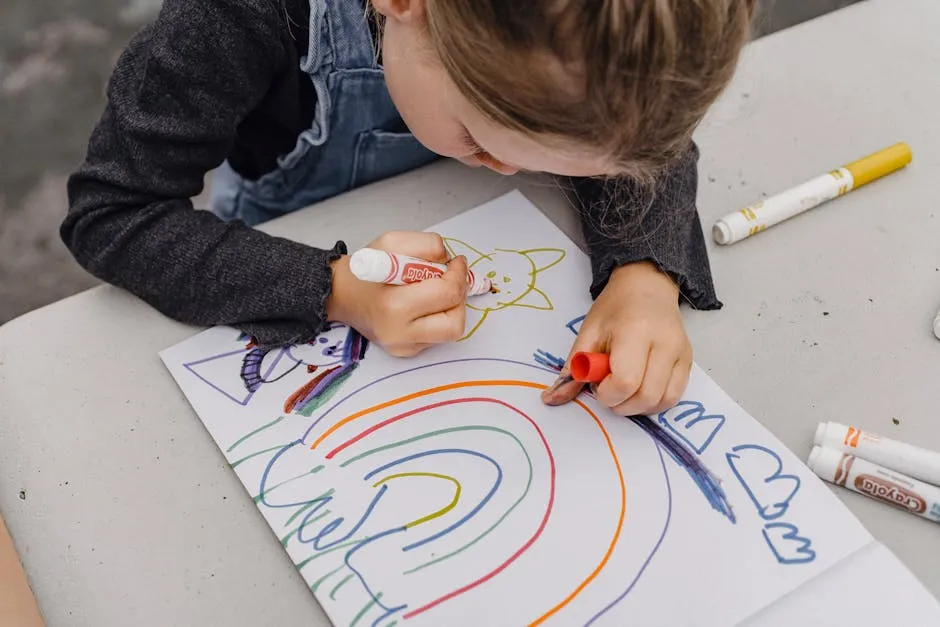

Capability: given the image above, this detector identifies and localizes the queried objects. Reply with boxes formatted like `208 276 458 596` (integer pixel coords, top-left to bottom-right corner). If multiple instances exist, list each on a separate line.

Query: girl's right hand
327 231 469 357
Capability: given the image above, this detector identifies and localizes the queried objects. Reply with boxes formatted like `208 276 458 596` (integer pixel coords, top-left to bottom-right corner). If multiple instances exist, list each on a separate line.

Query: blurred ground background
0 0 862 325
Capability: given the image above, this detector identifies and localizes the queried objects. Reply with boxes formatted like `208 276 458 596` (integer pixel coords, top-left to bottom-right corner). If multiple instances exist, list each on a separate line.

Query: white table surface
2 0 939 625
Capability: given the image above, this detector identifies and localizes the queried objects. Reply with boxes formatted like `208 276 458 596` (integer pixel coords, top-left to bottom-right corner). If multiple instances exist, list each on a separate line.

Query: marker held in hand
570 351 610 383
349 247 495 296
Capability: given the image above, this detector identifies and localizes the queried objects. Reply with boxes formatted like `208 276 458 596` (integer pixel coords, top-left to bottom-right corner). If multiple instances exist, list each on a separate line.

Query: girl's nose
456 155 482 168
477 153 519 176
485 162 519 176
458 153 519 176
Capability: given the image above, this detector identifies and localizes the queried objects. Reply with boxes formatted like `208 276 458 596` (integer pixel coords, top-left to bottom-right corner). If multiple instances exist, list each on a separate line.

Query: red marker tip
570 351 610 383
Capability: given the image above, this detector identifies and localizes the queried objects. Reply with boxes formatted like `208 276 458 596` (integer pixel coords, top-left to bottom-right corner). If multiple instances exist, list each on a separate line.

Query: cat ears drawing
443 238 566 341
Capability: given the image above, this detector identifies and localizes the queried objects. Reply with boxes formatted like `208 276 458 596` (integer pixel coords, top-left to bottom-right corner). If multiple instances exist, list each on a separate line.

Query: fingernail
543 394 564 407
549 373 572 393
542 374 573 405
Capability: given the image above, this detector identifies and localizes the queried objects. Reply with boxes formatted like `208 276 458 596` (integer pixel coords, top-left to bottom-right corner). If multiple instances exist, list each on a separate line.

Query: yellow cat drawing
443 238 566 341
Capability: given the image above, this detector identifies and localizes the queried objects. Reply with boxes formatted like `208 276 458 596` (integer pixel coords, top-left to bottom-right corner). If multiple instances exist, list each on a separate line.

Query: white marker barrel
348 247 492 296
807 445 940 524
713 169 854 245
814 421 940 487
934 307 940 340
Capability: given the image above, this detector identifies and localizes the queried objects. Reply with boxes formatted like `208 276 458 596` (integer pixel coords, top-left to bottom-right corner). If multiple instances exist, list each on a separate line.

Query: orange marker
570 352 610 383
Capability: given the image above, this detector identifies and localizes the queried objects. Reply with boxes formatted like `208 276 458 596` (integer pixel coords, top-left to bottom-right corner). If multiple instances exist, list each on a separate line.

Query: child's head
374 0 756 180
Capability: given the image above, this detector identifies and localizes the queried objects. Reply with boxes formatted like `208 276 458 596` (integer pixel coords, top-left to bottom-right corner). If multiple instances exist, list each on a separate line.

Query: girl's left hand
541 261 693 416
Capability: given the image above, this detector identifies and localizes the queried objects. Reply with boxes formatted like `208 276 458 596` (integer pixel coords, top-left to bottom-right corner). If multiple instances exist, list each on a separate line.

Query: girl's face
374 0 617 179
286 322 351 368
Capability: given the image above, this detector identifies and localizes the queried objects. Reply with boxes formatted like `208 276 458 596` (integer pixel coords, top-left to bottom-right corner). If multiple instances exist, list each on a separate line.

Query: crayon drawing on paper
161 191 874 626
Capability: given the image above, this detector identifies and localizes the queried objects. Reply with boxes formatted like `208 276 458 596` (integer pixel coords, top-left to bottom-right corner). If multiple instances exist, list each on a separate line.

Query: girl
63 0 755 416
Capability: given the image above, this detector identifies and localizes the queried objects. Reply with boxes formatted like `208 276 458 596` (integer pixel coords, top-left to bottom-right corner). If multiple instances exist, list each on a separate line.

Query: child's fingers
444 253 469 283
541 326 602 406
406 258 468 343
370 256 467 349
385 343 433 358
372 231 450 263
660 359 692 411
611 346 676 416
407 305 466 344
397 255 468 318
541 367 585 406
594 339 650 409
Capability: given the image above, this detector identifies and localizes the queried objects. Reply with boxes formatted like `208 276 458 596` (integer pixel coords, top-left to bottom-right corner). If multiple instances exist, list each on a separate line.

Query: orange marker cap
570 352 610 383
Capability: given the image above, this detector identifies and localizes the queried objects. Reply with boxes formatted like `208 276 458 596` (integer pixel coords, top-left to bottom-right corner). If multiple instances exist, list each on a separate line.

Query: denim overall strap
318 0 379 71
299 0 379 147
209 0 438 226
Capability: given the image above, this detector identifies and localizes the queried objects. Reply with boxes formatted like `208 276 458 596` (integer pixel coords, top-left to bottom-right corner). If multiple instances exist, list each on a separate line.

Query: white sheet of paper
742 541 940 626
161 190 915 626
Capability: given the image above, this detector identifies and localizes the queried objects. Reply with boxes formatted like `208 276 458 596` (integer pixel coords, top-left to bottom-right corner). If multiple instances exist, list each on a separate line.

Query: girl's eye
460 128 487 156
460 127 512 172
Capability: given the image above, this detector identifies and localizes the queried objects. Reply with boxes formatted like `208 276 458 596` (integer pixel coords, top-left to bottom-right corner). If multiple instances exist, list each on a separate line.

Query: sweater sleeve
62 0 343 348
566 142 722 310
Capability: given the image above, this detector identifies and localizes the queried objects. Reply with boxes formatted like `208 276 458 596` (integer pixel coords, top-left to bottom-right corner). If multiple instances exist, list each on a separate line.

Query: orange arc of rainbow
309 379 626 626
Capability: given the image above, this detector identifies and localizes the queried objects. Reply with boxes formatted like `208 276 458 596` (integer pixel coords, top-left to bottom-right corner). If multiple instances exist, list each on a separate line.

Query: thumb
444 252 469 277
541 329 603 407
441 254 470 299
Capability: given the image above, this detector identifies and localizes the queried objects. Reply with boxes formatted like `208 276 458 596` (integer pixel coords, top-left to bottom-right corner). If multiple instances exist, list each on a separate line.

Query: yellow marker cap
843 142 912 189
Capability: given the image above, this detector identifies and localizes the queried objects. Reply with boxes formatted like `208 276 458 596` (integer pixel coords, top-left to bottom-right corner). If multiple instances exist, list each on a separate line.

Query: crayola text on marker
807 446 940 524
349 247 495 296
814 421 940 487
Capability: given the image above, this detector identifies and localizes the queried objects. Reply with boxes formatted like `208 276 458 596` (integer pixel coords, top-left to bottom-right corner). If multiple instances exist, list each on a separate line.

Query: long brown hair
424 0 756 181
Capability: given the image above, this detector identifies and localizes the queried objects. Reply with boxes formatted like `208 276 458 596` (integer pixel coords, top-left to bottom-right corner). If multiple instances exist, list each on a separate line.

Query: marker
570 351 610 383
934 306 940 340
349 247 496 296
814 421 940 487
807 445 940 524
713 142 912 245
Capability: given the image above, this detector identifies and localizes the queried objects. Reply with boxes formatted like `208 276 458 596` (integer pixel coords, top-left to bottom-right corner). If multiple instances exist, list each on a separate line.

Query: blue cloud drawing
657 401 725 454
761 522 816 565
726 444 801 520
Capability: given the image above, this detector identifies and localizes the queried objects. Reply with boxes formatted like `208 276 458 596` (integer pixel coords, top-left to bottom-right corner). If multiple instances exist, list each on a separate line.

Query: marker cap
843 142 912 189
349 248 392 283
570 352 610 383
712 221 733 246
806 445 844 479
814 421 852 449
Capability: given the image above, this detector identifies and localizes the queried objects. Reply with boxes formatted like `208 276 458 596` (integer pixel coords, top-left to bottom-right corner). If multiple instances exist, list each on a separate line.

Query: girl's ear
371 0 426 22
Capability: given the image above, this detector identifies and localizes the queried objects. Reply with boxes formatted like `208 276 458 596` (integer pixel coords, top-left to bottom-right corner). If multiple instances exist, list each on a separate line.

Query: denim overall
209 0 438 226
